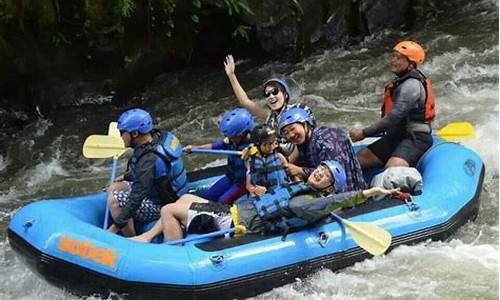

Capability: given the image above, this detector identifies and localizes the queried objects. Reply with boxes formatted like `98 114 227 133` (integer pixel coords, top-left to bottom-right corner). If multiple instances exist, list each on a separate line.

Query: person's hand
224 54 235 76
249 185 267 197
240 146 258 160
349 129 365 142
114 174 125 182
183 145 194 153
284 162 304 178
363 187 399 198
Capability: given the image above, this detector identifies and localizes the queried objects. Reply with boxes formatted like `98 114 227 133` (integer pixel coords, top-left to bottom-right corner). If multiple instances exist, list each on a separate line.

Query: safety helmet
321 160 347 192
117 108 153 134
278 107 314 133
264 77 292 100
219 108 255 138
250 124 277 145
393 41 425 66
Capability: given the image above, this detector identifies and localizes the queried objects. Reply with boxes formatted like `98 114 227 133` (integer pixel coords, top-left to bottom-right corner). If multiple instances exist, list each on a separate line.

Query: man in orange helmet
349 41 436 169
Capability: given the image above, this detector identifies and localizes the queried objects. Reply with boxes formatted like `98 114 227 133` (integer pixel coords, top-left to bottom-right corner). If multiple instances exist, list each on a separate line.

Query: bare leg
356 148 384 169
107 182 130 223
385 157 409 168
161 194 209 241
130 219 163 243
106 182 136 236
120 219 137 237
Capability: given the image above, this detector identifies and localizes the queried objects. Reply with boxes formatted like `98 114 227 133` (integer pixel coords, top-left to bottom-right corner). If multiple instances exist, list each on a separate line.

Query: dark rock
360 0 412 34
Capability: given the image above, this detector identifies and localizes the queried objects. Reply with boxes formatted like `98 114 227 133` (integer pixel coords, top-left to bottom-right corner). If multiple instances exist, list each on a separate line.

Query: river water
0 1 498 299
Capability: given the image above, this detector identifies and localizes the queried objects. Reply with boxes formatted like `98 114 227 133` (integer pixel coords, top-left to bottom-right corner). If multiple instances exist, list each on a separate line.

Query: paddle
189 148 243 156
83 133 128 229
330 213 391 256
108 121 121 137
435 122 475 141
165 225 247 245
355 122 476 146
83 135 128 158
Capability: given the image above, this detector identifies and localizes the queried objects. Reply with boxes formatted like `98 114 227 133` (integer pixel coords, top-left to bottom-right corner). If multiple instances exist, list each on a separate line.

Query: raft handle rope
319 232 329 248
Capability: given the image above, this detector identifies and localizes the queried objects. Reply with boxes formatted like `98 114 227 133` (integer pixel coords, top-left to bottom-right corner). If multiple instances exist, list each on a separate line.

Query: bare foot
128 234 152 243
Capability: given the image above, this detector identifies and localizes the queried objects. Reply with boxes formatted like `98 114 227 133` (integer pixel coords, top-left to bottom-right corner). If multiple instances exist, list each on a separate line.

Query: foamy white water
0 1 497 299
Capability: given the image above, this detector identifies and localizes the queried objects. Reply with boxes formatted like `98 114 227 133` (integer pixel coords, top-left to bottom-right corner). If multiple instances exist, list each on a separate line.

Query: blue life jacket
224 138 250 183
131 131 188 204
252 182 311 221
251 182 312 235
250 152 289 190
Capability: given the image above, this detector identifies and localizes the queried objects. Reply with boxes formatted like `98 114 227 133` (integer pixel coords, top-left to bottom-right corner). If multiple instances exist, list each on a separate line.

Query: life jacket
252 182 312 234
224 138 250 183
382 69 436 123
250 152 289 190
130 131 188 204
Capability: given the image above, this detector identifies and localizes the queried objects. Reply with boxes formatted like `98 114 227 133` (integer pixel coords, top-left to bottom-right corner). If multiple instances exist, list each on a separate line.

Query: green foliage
123 55 134 68
115 0 135 18
232 25 251 43
224 0 253 17
291 0 304 22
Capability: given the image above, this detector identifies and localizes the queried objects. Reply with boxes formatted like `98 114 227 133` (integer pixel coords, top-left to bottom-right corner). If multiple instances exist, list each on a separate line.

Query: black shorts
368 131 433 167
186 202 233 234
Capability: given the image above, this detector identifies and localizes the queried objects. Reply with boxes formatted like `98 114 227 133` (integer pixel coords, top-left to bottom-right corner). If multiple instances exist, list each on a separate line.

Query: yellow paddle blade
83 135 127 158
108 122 120 137
342 219 392 256
436 122 475 141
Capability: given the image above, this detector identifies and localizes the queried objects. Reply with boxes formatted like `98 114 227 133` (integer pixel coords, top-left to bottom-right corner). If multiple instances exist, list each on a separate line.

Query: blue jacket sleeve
211 140 226 150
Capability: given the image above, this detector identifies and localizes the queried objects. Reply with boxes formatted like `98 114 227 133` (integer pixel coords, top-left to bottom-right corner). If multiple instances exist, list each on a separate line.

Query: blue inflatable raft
7 138 484 299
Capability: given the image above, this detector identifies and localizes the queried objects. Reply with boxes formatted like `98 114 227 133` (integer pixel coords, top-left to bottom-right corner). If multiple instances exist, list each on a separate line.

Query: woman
278 107 367 192
224 54 314 160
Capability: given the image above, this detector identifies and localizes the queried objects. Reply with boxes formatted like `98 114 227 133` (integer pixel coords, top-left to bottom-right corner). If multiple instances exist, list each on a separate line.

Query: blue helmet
278 107 314 132
264 77 292 100
219 108 255 138
321 160 347 192
117 108 153 134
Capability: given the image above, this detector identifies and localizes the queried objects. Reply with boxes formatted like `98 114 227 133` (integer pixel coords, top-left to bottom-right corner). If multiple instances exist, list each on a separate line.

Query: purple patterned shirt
298 126 367 191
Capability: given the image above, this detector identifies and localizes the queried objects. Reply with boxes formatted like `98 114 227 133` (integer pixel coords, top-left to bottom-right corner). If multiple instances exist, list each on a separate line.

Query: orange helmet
393 41 425 66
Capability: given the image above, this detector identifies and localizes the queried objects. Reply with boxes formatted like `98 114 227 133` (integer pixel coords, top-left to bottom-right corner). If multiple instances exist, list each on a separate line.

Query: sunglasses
263 87 280 98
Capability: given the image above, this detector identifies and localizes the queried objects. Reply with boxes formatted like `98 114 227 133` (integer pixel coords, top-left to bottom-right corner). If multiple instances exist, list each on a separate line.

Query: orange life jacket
382 69 436 123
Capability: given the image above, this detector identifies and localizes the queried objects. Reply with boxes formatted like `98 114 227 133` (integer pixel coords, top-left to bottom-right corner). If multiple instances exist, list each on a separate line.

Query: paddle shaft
189 148 242 156
165 227 235 245
103 156 118 229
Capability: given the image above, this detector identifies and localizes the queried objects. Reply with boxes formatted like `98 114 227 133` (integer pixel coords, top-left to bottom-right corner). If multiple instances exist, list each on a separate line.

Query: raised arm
224 55 268 120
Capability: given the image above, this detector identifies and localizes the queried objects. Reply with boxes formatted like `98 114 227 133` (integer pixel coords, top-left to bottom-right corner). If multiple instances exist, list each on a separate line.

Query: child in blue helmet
183 108 254 205
278 107 367 192
224 55 315 161
107 108 188 237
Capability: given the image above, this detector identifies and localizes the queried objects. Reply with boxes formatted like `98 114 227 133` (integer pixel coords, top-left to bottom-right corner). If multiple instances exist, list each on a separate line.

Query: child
246 124 290 197
184 108 254 204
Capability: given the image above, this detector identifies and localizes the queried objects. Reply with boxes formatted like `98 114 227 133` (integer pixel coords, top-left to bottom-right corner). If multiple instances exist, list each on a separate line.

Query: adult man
107 108 188 236
349 41 436 168
131 160 396 243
